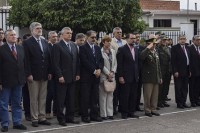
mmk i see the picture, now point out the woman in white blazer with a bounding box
[99,35,117,120]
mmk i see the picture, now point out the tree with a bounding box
[9,0,147,33]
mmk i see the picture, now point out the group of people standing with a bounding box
[0,22,199,132]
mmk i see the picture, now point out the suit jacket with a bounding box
[171,43,190,77]
[23,36,51,81]
[100,48,117,83]
[110,38,126,52]
[79,43,104,83]
[189,44,200,77]
[53,40,79,83]
[0,43,25,88]
[117,44,139,83]
[140,48,162,84]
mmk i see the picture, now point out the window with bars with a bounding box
[153,19,172,27]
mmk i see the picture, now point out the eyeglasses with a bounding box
[130,38,136,39]
[0,32,4,34]
[90,36,96,39]
[116,32,122,34]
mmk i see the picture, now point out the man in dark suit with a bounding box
[117,33,139,119]
[23,22,52,127]
[46,31,58,119]
[0,29,27,132]
[79,30,104,123]
[171,35,191,109]
[134,32,145,111]
[53,27,80,126]
[21,33,32,122]
[189,35,200,107]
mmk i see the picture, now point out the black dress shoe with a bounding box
[81,117,90,123]
[139,102,143,105]
[151,112,160,116]
[59,121,67,126]
[157,103,164,108]
[183,104,191,108]
[25,116,31,121]
[136,107,144,112]
[32,122,39,127]
[13,124,27,130]
[191,103,197,107]
[107,116,114,120]
[145,113,152,117]
[177,104,184,109]
[90,117,102,122]
[121,114,128,119]
[101,117,108,120]
[165,97,171,101]
[196,102,200,106]
[66,119,80,124]
[1,126,8,132]
[38,120,51,125]
[163,103,170,107]
[156,107,160,110]
[128,113,139,119]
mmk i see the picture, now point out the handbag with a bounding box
[103,80,116,92]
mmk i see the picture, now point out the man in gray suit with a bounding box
[53,27,80,126]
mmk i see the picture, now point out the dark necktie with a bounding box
[67,43,71,52]
[11,45,17,60]
[37,40,43,52]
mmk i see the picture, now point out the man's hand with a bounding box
[147,43,154,49]
[27,75,33,82]
[119,77,125,84]
[59,76,65,83]
[160,79,163,84]
[76,76,80,81]
[48,74,52,80]
[95,69,101,78]
[174,72,179,78]
[0,85,2,90]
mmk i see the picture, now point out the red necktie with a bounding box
[11,45,17,60]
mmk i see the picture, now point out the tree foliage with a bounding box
[9,0,147,33]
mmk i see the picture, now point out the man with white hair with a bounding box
[23,22,52,127]
[0,29,27,132]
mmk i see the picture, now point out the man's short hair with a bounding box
[112,27,122,33]
[4,29,14,38]
[23,33,31,40]
[192,35,200,40]
[75,33,86,40]
[61,27,71,35]
[0,28,3,32]
[48,31,57,38]
[29,22,42,32]
[86,30,96,37]
[125,33,134,39]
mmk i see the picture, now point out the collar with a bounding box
[63,39,69,45]
[114,37,121,43]
[87,41,94,48]
[33,36,41,42]
[7,42,16,49]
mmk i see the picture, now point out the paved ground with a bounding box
[5,82,200,133]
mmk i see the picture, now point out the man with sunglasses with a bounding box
[171,35,191,109]
[79,30,104,123]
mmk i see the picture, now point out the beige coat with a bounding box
[110,37,127,52]
[100,48,117,83]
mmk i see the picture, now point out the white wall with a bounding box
[179,0,200,10]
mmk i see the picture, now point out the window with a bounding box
[154,19,172,27]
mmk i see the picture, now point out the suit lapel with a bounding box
[60,40,72,55]
[5,43,17,61]
[125,45,134,61]
[30,37,43,54]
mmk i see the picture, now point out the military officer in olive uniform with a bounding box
[157,36,171,108]
[140,34,162,117]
